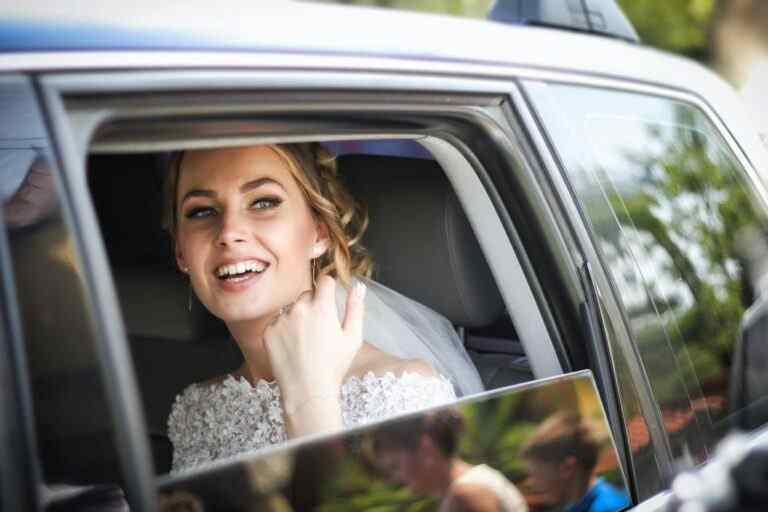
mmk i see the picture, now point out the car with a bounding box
[3,1,768,511]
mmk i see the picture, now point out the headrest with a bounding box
[114,265,228,342]
[338,155,504,327]
[88,154,228,342]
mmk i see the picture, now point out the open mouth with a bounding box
[215,260,268,282]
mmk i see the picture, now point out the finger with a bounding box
[342,280,366,339]
[314,274,337,311]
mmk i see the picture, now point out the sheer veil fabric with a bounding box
[336,278,484,397]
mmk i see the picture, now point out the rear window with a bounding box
[528,82,768,461]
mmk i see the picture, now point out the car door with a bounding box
[12,56,669,510]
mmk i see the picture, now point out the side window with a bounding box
[528,83,768,462]
[0,76,126,506]
[85,137,524,476]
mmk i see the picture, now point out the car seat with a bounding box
[337,154,533,389]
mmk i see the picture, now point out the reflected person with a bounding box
[374,409,528,512]
[519,413,629,512]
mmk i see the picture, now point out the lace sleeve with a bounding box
[340,371,457,427]
[167,383,211,473]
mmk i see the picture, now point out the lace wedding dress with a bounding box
[167,370,456,473]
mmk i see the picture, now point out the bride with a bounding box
[164,143,483,472]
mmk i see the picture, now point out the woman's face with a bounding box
[174,145,326,324]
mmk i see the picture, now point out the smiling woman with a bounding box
[162,143,482,472]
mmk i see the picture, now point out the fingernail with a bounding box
[354,281,366,300]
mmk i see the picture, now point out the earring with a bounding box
[311,258,318,289]
[187,283,193,312]
[313,244,323,257]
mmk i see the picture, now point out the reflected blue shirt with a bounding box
[566,478,630,512]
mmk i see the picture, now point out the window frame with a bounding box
[0,155,40,512]
[36,65,643,505]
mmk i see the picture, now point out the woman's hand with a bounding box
[263,276,366,436]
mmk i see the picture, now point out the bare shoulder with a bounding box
[446,483,501,512]
[350,343,440,379]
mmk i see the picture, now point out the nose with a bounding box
[215,209,249,247]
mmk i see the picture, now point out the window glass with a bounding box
[157,373,630,512]
[528,82,768,462]
[0,76,126,506]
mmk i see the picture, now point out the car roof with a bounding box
[0,1,700,82]
[4,0,766,185]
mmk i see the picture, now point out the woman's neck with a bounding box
[227,316,275,383]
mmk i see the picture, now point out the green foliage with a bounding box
[326,0,717,61]
[315,380,625,509]
[616,0,714,60]
[602,105,763,425]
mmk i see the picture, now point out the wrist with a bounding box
[282,392,340,418]
[280,379,340,403]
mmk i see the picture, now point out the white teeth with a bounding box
[216,260,267,278]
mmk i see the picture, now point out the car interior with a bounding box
[83,139,535,476]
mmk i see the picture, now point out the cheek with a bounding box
[271,215,317,262]
[176,230,207,265]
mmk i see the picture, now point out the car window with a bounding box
[527,82,768,462]
[156,372,631,512]
[85,139,529,476]
[0,76,127,507]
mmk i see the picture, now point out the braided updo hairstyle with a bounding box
[163,143,373,286]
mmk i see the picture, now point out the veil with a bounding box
[336,277,484,397]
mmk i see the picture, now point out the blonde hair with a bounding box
[163,143,373,286]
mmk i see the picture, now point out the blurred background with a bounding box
[311,0,768,143]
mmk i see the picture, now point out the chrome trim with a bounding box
[630,491,672,512]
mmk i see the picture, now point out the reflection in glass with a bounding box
[520,413,629,512]
[157,372,630,512]
[528,83,768,463]
[1,76,128,509]
[373,408,528,511]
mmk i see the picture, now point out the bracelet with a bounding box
[283,393,339,417]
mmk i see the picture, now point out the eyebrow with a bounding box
[180,177,285,205]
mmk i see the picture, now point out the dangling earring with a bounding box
[311,257,318,290]
[188,283,193,312]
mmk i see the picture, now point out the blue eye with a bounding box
[251,197,282,210]
[185,207,216,219]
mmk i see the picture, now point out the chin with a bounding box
[204,297,276,325]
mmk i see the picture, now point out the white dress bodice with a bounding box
[167,371,456,473]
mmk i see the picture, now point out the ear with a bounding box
[175,243,189,273]
[312,221,330,258]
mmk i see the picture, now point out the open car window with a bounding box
[85,137,536,477]
[40,78,580,505]
[156,371,631,512]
